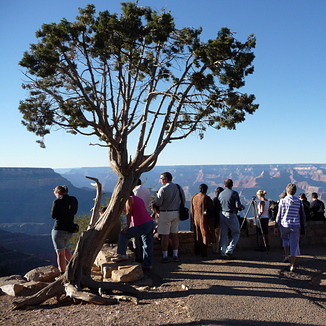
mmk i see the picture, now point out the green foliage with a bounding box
[18,1,259,172]
[68,213,90,251]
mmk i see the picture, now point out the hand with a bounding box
[122,227,129,234]
[274,228,279,236]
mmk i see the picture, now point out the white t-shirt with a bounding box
[133,185,150,209]
[258,199,270,218]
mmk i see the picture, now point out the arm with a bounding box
[258,201,265,217]
[123,197,133,233]
[51,200,58,219]
[235,193,245,211]
[154,188,164,206]
[274,200,282,235]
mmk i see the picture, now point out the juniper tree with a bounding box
[16,2,258,307]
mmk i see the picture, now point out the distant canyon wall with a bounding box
[1,164,326,235]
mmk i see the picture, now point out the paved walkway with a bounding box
[152,244,326,326]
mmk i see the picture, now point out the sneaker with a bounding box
[226,253,235,260]
[161,257,169,263]
[283,257,290,263]
[290,266,295,272]
[172,256,179,262]
[111,254,128,262]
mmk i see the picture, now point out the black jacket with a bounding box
[51,194,78,231]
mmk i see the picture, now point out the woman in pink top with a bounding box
[112,195,154,270]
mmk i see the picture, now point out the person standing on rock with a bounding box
[51,185,78,274]
[274,183,306,272]
[218,179,245,259]
[112,192,154,271]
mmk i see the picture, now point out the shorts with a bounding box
[157,211,180,235]
[51,229,72,251]
[280,225,301,257]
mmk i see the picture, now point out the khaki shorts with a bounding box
[157,211,180,235]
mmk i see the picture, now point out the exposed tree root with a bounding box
[11,275,139,310]
[12,278,65,310]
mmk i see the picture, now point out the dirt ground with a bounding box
[0,267,194,326]
[1,245,326,326]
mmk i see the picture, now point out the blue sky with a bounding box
[1,0,325,169]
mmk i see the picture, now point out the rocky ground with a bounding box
[1,245,326,326]
[0,269,194,326]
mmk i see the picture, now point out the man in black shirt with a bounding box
[310,192,325,221]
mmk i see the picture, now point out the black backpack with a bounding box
[268,200,278,221]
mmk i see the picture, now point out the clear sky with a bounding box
[1,0,325,169]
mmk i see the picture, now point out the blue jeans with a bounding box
[117,220,154,267]
[219,212,240,255]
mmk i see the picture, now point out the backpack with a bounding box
[268,200,278,221]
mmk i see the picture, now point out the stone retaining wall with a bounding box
[158,220,326,254]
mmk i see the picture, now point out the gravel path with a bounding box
[1,244,325,326]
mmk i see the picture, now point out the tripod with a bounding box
[241,196,268,253]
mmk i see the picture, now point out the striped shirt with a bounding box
[275,195,301,228]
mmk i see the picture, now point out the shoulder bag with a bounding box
[176,184,189,221]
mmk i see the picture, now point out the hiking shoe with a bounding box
[283,257,290,263]
[161,257,169,263]
[173,256,179,262]
[111,254,128,262]
[220,253,235,260]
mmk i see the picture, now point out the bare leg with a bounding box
[284,246,289,258]
[290,256,296,271]
[161,234,170,251]
[56,248,72,273]
[64,248,72,262]
[56,250,67,273]
[170,233,179,250]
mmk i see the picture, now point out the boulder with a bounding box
[111,263,144,283]
[24,265,60,282]
[1,283,25,296]
[0,275,25,287]
[102,262,120,279]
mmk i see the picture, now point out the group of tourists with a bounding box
[191,181,323,272]
[50,172,186,273]
[50,175,323,274]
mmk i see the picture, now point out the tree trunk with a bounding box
[13,174,140,309]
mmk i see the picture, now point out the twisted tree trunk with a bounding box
[12,175,139,310]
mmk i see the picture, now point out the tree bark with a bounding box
[12,175,140,310]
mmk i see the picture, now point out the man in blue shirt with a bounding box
[218,179,244,259]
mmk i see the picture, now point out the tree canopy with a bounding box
[15,2,259,309]
[19,2,258,178]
